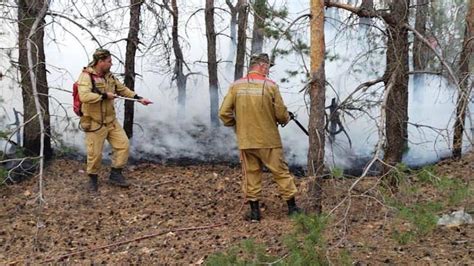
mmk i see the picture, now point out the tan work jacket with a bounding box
[219,72,290,149]
[77,67,136,126]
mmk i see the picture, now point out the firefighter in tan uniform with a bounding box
[219,53,301,222]
[77,49,152,192]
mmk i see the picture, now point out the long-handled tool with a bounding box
[115,95,140,102]
[291,117,309,136]
[288,112,309,136]
[115,95,154,105]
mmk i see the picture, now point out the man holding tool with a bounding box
[77,48,152,192]
[219,53,301,222]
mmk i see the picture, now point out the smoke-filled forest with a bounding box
[0,0,473,264]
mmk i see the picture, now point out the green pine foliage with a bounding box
[206,238,276,266]
[330,167,344,179]
[206,214,351,265]
[387,165,472,245]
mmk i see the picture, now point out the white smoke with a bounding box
[0,1,472,171]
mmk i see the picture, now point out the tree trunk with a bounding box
[306,0,326,214]
[413,0,430,71]
[234,0,248,80]
[225,0,238,65]
[382,0,410,180]
[123,0,143,139]
[452,0,473,159]
[18,0,52,160]
[250,0,266,54]
[171,0,187,115]
[359,0,373,28]
[205,0,219,127]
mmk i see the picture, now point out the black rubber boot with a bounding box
[88,174,98,193]
[245,201,261,222]
[108,168,130,188]
[287,197,302,216]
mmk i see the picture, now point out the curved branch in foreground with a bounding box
[270,13,311,64]
[338,77,385,110]
[404,23,459,86]
[27,0,50,204]
[324,0,391,22]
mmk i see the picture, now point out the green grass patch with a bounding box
[0,166,7,185]
[386,165,472,244]
[386,163,411,187]
[284,214,329,265]
[392,230,415,245]
[431,176,471,206]
[206,239,276,266]
[56,145,80,157]
[206,214,349,265]
[386,177,448,243]
[398,202,443,235]
[436,176,463,190]
[389,201,441,244]
[330,167,344,179]
[404,183,420,196]
[416,165,438,184]
[413,166,472,206]
[336,249,353,266]
[448,186,472,205]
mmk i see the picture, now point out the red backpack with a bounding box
[73,72,97,116]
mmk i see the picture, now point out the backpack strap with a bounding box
[82,70,100,95]
[88,72,99,94]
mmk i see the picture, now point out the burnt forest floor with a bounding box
[0,152,473,264]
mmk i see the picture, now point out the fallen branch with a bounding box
[152,180,176,187]
[39,223,225,263]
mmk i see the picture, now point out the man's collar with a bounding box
[248,70,267,77]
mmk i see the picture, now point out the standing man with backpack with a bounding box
[219,53,301,222]
[76,48,152,192]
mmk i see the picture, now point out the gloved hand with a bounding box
[138,98,153,105]
[288,111,295,120]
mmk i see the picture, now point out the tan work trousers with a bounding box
[85,119,129,174]
[240,148,297,201]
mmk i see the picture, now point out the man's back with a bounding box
[219,72,289,149]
